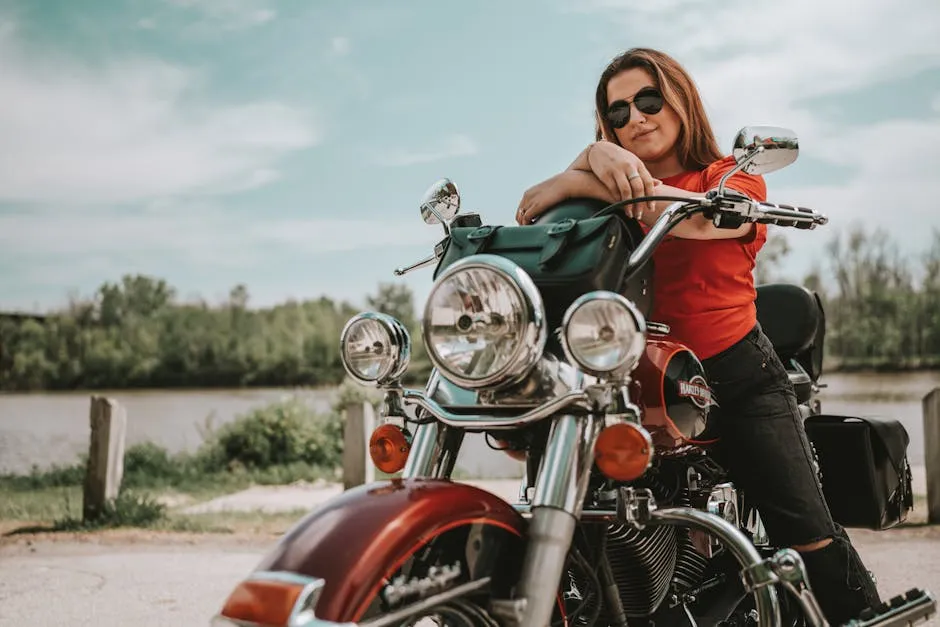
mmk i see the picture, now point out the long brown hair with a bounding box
[594,48,723,172]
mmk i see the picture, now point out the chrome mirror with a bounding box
[732,126,799,175]
[419,178,460,230]
[716,126,799,197]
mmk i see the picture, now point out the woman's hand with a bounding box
[586,142,657,218]
[516,172,572,225]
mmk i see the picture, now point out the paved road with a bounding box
[0,535,265,627]
[2,524,938,627]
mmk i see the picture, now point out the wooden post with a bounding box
[923,388,940,525]
[83,396,127,522]
[343,401,376,490]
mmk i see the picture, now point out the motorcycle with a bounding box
[212,127,937,627]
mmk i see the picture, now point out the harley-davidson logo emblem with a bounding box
[382,561,462,606]
[678,375,714,409]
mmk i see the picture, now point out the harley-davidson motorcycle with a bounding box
[212,127,937,627]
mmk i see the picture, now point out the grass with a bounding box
[0,457,336,532]
[0,394,350,536]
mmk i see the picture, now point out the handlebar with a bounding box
[621,194,828,282]
[393,191,828,280]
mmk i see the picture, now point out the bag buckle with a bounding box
[546,218,577,236]
[466,225,501,254]
[540,218,577,268]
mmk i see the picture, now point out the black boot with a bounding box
[798,529,881,625]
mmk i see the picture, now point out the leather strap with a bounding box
[539,218,577,268]
[466,225,502,255]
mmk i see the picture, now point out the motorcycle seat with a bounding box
[755,283,825,382]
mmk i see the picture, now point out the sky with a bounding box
[1,0,939,314]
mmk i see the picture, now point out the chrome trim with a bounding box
[624,201,706,280]
[418,178,460,229]
[759,549,828,627]
[514,507,577,627]
[731,126,799,176]
[393,253,439,276]
[215,571,494,627]
[510,413,602,626]
[560,290,647,379]
[213,571,355,627]
[479,353,582,406]
[401,421,443,478]
[532,414,602,515]
[421,254,547,390]
[401,388,592,430]
[647,508,782,627]
[340,312,412,386]
[360,577,491,627]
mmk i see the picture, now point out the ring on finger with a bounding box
[627,171,641,181]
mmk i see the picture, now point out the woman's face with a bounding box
[604,68,682,164]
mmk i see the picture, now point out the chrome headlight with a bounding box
[340,312,411,385]
[422,254,546,389]
[561,291,646,378]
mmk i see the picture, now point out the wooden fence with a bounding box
[80,394,940,524]
[922,388,940,524]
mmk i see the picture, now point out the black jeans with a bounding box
[701,323,881,624]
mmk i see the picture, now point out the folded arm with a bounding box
[521,169,752,240]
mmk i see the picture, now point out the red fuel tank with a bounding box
[632,337,717,449]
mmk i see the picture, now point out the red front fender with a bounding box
[249,478,527,622]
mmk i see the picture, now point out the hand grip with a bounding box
[755,202,828,228]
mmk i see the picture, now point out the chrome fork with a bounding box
[402,409,603,627]
[497,413,602,627]
[401,420,463,479]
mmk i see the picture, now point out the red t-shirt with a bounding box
[649,155,768,360]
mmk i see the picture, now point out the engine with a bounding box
[573,448,734,621]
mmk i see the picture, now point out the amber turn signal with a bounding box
[369,424,411,474]
[220,578,304,626]
[594,422,654,482]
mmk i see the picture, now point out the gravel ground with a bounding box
[1,479,938,627]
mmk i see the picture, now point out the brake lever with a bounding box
[705,189,753,229]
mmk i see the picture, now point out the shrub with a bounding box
[54,491,167,530]
[197,397,343,472]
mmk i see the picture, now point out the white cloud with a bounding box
[0,207,438,262]
[587,0,939,143]
[166,0,276,30]
[331,36,351,57]
[566,0,940,277]
[0,24,317,205]
[375,134,479,167]
[768,117,940,276]
[0,203,444,306]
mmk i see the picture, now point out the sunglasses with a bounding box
[605,87,665,129]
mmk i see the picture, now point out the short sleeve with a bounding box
[703,157,767,202]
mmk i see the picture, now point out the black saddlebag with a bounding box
[804,414,914,530]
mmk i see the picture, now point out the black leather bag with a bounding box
[432,203,651,330]
[804,414,914,530]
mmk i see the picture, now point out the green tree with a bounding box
[366,282,417,329]
[755,230,791,285]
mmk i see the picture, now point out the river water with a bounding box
[1,371,937,478]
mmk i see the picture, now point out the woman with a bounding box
[516,47,880,625]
